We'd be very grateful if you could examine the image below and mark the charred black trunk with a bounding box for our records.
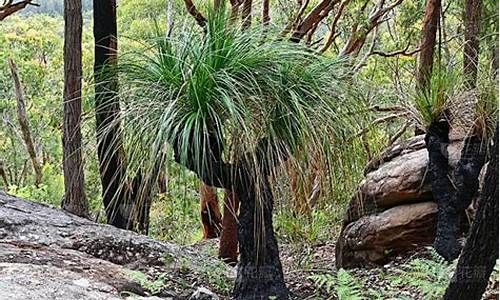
[93,0,133,230]
[233,169,288,300]
[425,118,461,260]
[94,0,154,232]
[444,126,498,300]
[453,135,487,233]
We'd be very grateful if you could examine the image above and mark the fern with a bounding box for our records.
[308,269,365,300]
[390,248,456,300]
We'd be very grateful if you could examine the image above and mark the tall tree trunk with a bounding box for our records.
[233,170,288,300]
[7,58,43,186]
[93,0,132,229]
[463,0,482,89]
[443,126,498,300]
[219,190,239,265]
[200,183,222,239]
[417,0,441,92]
[62,0,88,218]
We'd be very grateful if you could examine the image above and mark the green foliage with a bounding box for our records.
[389,248,456,300]
[199,258,232,294]
[7,164,63,205]
[275,206,343,244]
[108,8,362,214]
[0,14,100,208]
[414,68,460,125]
[125,270,167,295]
[308,269,365,300]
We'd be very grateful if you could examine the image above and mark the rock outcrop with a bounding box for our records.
[0,191,232,300]
[336,135,464,268]
[336,202,437,267]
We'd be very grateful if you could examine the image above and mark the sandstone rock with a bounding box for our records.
[344,136,463,224]
[336,202,437,268]
[0,191,230,299]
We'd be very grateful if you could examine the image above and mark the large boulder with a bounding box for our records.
[0,191,232,299]
[345,135,431,224]
[336,202,437,268]
[336,135,464,268]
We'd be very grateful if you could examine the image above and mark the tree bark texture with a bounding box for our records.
[241,0,252,30]
[62,0,88,218]
[219,190,239,266]
[200,183,222,239]
[417,0,441,92]
[233,170,288,300]
[443,126,498,300]
[425,119,461,261]
[463,0,482,89]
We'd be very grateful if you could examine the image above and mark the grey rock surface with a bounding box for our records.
[0,191,228,299]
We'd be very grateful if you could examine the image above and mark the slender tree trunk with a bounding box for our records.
[463,0,482,89]
[233,169,288,300]
[7,58,43,186]
[200,183,222,239]
[219,190,239,265]
[62,0,88,218]
[443,126,498,300]
[241,0,252,30]
[262,0,270,26]
[93,0,132,229]
[417,0,441,92]
[0,159,9,188]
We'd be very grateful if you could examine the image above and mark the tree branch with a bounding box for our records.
[183,0,207,28]
[290,0,337,42]
[0,0,38,21]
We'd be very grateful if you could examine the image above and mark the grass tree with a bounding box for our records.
[107,11,360,299]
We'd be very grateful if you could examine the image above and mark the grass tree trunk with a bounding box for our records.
[425,119,461,260]
[93,0,133,229]
[62,0,88,217]
[233,170,288,300]
[443,126,498,300]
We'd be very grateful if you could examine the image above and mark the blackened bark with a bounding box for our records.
[219,190,239,266]
[62,0,88,218]
[417,0,441,92]
[233,168,288,300]
[425,118,461,260]
[463,0,482,89]
[444,126,498,300]
[435,135,487,258]
[453,135,487,230]
[94,0,134,229]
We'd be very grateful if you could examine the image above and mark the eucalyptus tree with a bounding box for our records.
[107,11,360,299]
[62,0,88,217]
